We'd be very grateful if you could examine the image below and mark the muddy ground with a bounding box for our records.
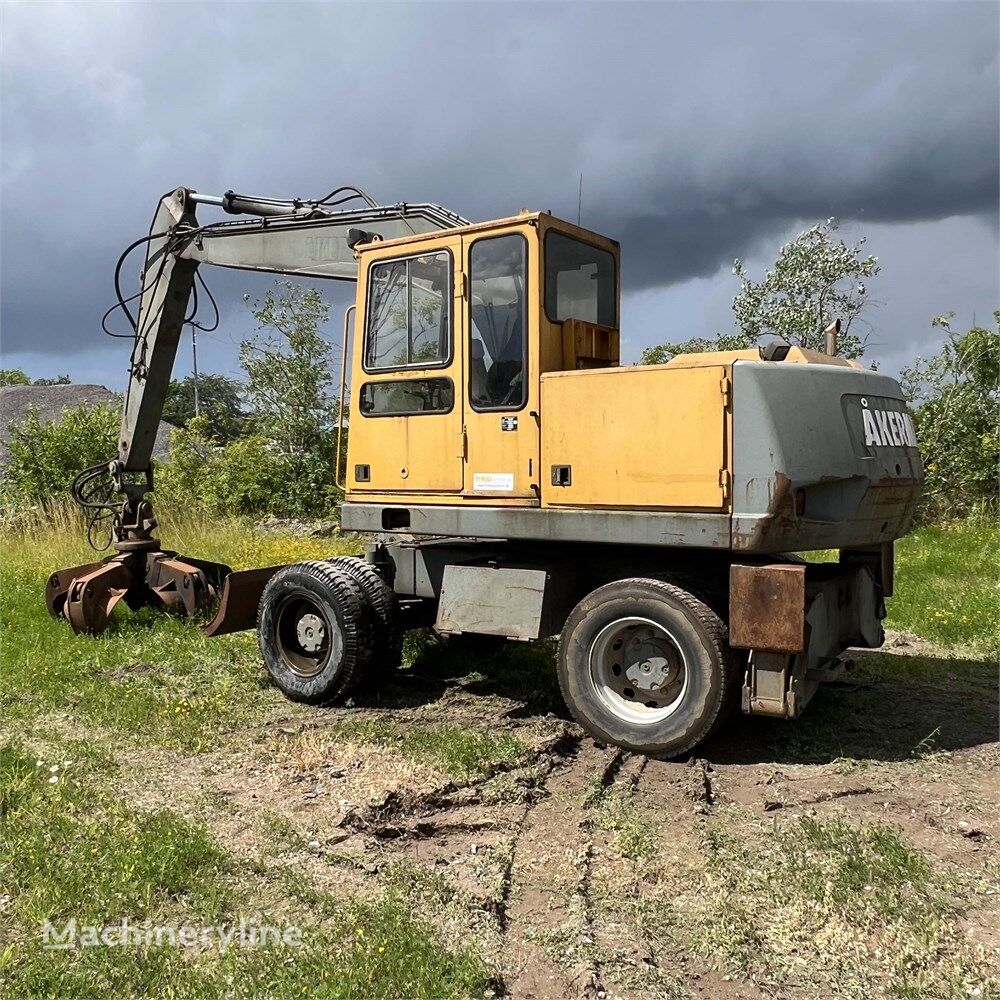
[119,631,999,999]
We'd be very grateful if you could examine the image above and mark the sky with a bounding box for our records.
[2,0,997,388]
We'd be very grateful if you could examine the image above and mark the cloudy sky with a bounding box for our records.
[2,1,997,388]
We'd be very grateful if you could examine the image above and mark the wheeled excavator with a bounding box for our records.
[46,185,923,757]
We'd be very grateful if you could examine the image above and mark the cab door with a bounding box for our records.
[348,237,465,494]
[461,229,539,502]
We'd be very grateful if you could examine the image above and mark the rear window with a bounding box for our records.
[544,231,617,327]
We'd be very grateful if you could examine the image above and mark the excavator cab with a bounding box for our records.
[345,213,620,504]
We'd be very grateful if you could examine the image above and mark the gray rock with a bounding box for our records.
[0,383,175,467]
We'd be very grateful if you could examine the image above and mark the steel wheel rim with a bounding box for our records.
[274,592,340,678]
[588,616,689,725]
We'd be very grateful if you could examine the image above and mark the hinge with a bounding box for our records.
[461,426,468,460]
[720,375,732,407]
[455,273,467,299]
[719,468,730,502]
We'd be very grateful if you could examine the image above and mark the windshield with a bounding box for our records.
[544,231,617,327]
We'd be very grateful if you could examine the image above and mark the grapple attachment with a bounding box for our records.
[46,546,232,635]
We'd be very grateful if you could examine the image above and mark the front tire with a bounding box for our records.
[258,561,375,704]
[557,577,736,757]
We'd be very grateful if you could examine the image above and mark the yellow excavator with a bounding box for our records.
[47,185,922,757]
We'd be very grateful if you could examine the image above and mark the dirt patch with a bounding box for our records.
[24,640,1000,999]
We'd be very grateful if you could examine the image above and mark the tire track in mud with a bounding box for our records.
[499,741,641,1000]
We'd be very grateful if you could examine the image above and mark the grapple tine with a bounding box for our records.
[46,561,107,619]
[63,559,135,635]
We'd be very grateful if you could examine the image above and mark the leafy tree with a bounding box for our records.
[0,404,119,510]
[163,373,247,442]
[31,375,71,386]
[900,311,999,518]
[641,218,879,364]
[0,369,30,387]
[237,281,341,515]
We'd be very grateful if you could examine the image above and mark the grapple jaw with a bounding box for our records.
[46,548,232,635]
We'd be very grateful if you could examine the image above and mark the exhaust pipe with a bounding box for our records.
[825,318,841,356]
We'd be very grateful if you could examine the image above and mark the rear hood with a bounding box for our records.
[731,360,923,553]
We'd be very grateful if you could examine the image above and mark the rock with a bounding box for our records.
[0,383,175,467]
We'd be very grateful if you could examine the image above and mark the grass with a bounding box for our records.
[0,735,493,1000]
[1,506,996,998]
[326,717,528,781]
[887,520,999,656]
[687,814,996,999]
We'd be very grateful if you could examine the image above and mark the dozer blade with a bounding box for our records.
[201,565,284,637]
[46,550,233,635]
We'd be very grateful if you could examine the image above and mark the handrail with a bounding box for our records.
[335,304,356,491]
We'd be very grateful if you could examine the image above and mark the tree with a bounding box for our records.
[899,311,999,517]
[238,281,341,513]
[163,373,247,442]
[31,375,71,386]
[0,369,30,387]
[641,218,879,364]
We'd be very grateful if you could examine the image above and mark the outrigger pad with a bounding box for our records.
[45,550,232,635]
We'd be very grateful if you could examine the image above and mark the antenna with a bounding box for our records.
[577,173,583,226]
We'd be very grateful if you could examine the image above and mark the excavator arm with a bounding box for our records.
[47,185,466,634]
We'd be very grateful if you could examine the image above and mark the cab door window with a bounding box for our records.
[468,234,527,410]
[364,251,452,371]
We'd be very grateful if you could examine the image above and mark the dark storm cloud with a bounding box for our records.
[1,1,997,360]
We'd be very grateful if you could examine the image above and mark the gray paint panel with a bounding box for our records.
[437,565,547,639]
[341,504,731,549]
[731,362,922,552]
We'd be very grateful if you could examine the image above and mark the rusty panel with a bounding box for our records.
[729,563,806,653]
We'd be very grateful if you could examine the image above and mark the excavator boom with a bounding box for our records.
[48,185,466,633]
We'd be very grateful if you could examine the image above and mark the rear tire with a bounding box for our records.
[325,556,404,679]
[557,577,736,758]
[258,561,375,704]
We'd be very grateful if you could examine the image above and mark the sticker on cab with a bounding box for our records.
[473,472,515,492]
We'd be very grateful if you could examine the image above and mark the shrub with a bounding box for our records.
[0,404,119,511]
[155,416,341,520]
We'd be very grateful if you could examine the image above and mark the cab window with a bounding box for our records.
[469,234,527,410]
[365,251,451,371]
[544,231,617,327]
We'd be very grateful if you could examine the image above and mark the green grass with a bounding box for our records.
[584,780,656,860]
[329,716,528,781]
[693,815,995,999]
[0,738,492,1000]
[887,521,999,656]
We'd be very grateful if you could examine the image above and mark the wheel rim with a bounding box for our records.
[274,592,341,678]
[588,616,689,725]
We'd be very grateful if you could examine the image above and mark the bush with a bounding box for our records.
[0,404,119,511]
[156,416,341,520]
